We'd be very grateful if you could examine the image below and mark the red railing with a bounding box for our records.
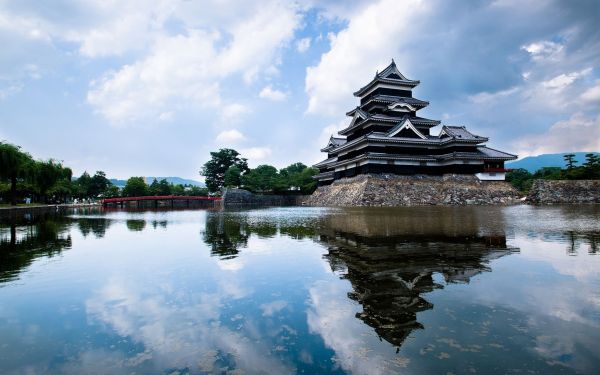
[102,195,222,205]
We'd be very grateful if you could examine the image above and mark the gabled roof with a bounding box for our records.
[386,119,427,139]
[353,60,420,97]
[439,126,487,141]
[345,107,369,118]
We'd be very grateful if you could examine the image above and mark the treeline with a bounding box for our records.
[0,142,207,206]
[201,148,318,194]
[507,153,600,192]
[120,177,208,197]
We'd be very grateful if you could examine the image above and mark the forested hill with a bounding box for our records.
[507,152,600,172]
[109,177,204,187]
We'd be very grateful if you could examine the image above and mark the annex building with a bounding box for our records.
[314,60,517,185]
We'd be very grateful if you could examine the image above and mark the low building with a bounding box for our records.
[314,60,517,185]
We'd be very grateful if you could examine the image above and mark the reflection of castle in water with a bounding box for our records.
[316,208,519,348]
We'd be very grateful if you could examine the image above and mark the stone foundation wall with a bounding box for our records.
[527,180,600,204]
[304,174,521,207]
[223,188,306,207]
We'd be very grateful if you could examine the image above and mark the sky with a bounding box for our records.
[0,0,599,180]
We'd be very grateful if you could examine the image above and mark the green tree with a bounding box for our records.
[75,171,92,198]
[201,149,249,193]
[186,186,209,196]
[104,185,120,198]
[298,167,318,193]
[171,184,185,196]
[583,153,600,179]
[35,159,66,202]
[506,168,533,193]
[563,153,576,170]
[122,177,148,197]
[224,166,242,188]
[0,142,32,205]
[89,171,111,198]
[242,165,279,192]
[149,178,172,196]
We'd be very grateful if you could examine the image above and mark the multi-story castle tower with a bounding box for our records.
[314,60,517,185]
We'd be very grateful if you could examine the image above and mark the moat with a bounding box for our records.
[1,205,599,374]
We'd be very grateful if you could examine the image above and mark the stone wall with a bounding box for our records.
[304,174,522,207]
[527,179,600,204]
[223,188,306,207]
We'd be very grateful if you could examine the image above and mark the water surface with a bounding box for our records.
[0,205,599,374]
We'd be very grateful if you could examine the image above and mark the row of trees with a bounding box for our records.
[201,148,318,194]
[0,142,92,205]
[121,177,208,197]
[0,141,209,205]
[507,153,600,192]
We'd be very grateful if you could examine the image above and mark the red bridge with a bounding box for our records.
[102,195,222,208]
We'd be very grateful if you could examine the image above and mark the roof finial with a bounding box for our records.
[391,58,396,65]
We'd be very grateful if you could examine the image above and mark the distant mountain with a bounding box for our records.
[507,152,599,172]
[109,177,204,187]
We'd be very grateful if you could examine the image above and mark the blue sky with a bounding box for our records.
[0,0,599,180]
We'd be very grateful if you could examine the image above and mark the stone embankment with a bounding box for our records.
[223,188,305,207]
[304,174,521,206]
[527,180,600,204]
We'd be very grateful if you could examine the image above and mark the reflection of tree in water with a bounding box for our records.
[317,208,519,348]
[202,212,319,259]
[565,231,600,255]
[126,220,146,232]
[0,213,73,283]
[203,213,250,259]
[77,218,112,238]
[151,220,168,230]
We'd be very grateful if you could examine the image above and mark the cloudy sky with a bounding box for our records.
[1,0,599,180]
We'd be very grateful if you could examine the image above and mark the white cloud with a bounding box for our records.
[82,1,301,124]
[514,112,600,157]
[296,37,311,53]
[581,80,600,103]
[521,40,564,61]
[541,68,591,90]
[240,147,272,162]
[469,86,520,104]
[216,129,246,143]
[0,82,23,100]
[305,0,428,116]
[259,85,288,101]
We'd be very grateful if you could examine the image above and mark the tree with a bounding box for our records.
[89,171,111,198]
[122,177,148,197]
[104,185,120,198]
[298,167,318,194]
[201,149,248,193]
[506,168,533,193]
[242,165,279,192]
[224,166,242,188]
[0,142,32,205]
[563,153,576,170]
[149,178,171,196]
[583,153,600,179]
[35,160,65,203]
[75,171,92,198]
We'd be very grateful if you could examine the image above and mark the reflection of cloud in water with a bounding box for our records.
[85,277,294,374]
[307,281,408,375]
[260,300,288,317]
